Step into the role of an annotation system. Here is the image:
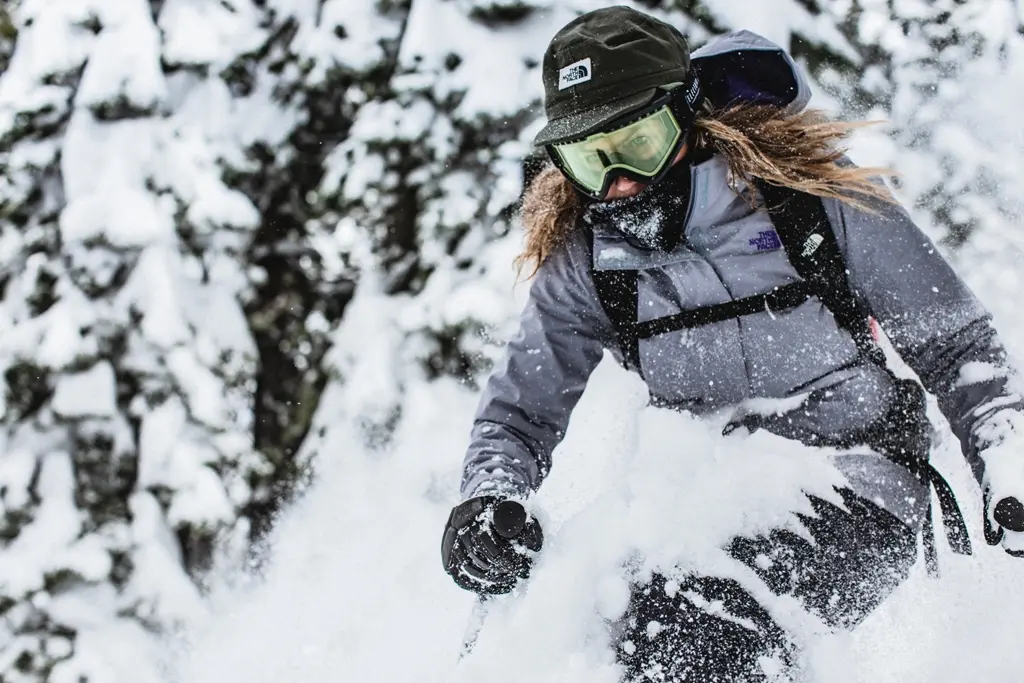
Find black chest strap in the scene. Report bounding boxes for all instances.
[589,183,882,376]
[636,280,813,340]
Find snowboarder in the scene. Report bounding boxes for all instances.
[441,6,1024,681]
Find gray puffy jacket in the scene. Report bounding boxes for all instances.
[461,32,1024,517]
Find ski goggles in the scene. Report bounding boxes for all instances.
[546,79,702,199]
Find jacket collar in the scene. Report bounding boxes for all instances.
[590,154,754,271]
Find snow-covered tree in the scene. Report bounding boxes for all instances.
[217,0,406,543]
[1,0,1024,680]
[0,1,277,679]
[0,3,15,76]
[790,0,1023,247]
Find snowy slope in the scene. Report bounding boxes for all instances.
[177,117,1024,683]
[175,356,1024,683]
[169,1,1024,683]
[1,0,1024,681]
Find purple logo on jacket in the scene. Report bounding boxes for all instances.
[749,230,782,252]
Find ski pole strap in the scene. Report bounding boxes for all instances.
[922,499,939,576]
[920,462,972,576]
[983,489,1006,546]
[838,376,971,576]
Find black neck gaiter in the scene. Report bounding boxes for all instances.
[582,159,694,252]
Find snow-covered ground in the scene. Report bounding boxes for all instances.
[166,6,1024,680]
[173,164,1024,683]
[5,0,1023,681]
[172,349,1024,683]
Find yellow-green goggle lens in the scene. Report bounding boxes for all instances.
[553,107,683,194]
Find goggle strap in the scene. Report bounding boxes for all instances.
[677,69,703,122]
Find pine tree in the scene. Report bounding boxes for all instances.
[0,1,275,678]
[216,0,408,546]
[0,0,437,676]
[795,0,1023,248]
[0,2,16,76]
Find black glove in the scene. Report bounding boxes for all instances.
[441,496,543,595]
[984,492,1024,557]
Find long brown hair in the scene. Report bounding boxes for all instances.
[514,103,898,279]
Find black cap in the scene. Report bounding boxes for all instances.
[534,6,691,147]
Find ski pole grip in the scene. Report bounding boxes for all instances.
[993,496,1024,533]
[492,500,527,540]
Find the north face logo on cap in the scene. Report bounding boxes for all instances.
[558,58,592,90]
